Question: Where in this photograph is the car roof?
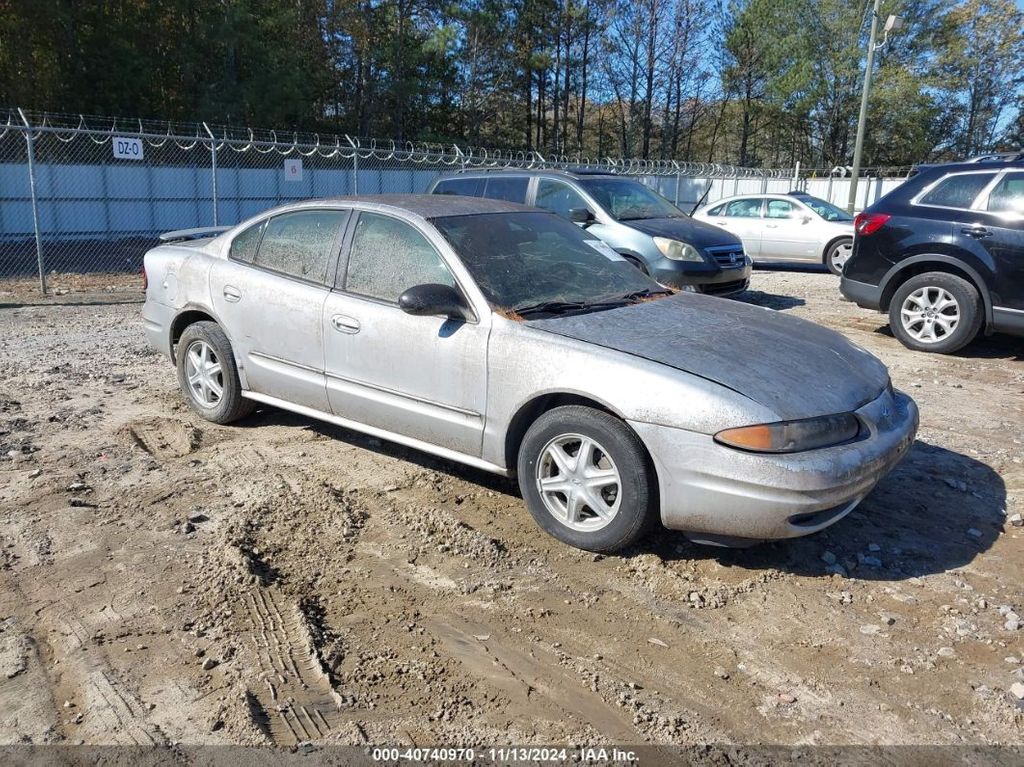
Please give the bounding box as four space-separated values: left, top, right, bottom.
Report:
912 158 1023 175
437 168 621 181
268 193 536 219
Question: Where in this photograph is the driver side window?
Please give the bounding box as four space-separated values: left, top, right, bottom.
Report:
343 212 456 303
536 180 590 220
725 199 763 218
766 200 796 219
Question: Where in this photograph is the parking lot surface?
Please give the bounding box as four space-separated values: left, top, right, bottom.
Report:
1 269 1021 746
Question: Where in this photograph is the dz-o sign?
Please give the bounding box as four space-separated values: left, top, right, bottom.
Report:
284 158 303 182
112 137 144 161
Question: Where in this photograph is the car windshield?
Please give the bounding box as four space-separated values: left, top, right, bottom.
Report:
578 178 685 221
431 211 666 316
799 195 853 222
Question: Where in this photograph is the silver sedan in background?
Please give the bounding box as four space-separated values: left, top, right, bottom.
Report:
142 195 917 553
693 192 855 274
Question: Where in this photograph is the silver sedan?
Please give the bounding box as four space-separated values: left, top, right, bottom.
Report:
693 192 856 274
142 195 917 552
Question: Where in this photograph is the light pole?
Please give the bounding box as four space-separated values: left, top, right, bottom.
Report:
847 5 902 213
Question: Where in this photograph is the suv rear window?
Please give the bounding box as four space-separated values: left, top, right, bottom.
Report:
483 177 529 203
919 173 995 209
433 177 484 196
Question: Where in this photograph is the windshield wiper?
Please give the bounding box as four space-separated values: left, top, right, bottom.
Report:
515 289 672 318
513 300 592 318
611 288 673 302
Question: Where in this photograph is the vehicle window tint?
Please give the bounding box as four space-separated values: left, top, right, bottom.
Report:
536 179 589 219
344 212 456 302
252 210 345 283
707 204 725 216
725 199 762 218
229 220 266 263
483 177 529 203
986 172 1024 214
433 177 484 197
766 200 796 219
919 173 995 209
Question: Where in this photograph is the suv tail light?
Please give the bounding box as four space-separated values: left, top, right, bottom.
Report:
854 212 891 236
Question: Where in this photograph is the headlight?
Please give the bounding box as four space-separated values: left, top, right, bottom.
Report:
714 413 861 453
654 237 704 262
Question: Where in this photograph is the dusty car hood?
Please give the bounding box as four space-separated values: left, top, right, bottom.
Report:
622 216 742 249
526 294 889 420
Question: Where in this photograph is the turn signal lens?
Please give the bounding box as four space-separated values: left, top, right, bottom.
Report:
715 413 861 453
854 212 890 236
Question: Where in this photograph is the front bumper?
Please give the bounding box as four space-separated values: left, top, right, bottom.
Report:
629 389 918 543
653 260 753 296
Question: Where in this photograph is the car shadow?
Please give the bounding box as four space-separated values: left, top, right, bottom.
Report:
237 407 1006 581
237 406 516 494
734 290 806 311
872 324 1024 362
643 440 1008 581
752 262 831 274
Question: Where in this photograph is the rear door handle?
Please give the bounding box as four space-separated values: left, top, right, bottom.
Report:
960 226 992 238
331 314 361 334
223 285 241 302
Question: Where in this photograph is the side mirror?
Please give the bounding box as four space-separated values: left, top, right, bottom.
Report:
398 283 470 320
801 215 813 224
568 207 595 225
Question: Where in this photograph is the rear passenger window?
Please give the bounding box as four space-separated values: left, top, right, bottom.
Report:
919 173 995 209
229 220 266 263
986 172 1024 214
483 177 529 203
433 177 484 196
252 210 346 284
706 204 725 216
344 213 456 302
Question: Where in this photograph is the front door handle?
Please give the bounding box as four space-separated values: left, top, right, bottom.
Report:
331 314 361 334
765 223 778 229
960 226 992 238
223 285 241 302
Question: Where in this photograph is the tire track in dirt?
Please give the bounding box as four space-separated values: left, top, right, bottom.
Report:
123 417 203 459
240 586 343 744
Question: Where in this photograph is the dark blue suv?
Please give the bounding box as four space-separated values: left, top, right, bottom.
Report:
841 160 1024 353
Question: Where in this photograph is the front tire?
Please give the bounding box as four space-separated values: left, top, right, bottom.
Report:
888 272 982 354
825 238 852 275
176 321 255 424
517 406 656 553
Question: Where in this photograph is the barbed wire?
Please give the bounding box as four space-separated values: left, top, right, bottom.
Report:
10 108 812 178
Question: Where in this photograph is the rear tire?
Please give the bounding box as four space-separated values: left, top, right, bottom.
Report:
517 406 656 553
176 321 255 424
825 238 852 275
888 272 982 354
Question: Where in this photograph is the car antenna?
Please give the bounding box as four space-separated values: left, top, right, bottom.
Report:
689 180 714 216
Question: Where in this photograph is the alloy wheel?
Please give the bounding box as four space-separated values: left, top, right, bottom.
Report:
900 286 960 344
535 433 622 532
830 241 852 273
184 340 224 407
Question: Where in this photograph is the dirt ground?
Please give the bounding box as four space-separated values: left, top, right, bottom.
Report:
0 268 1022 749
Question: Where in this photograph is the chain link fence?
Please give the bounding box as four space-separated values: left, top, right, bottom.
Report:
0 109 910 293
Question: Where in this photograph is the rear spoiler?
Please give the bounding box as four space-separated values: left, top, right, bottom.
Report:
158 226 231 243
